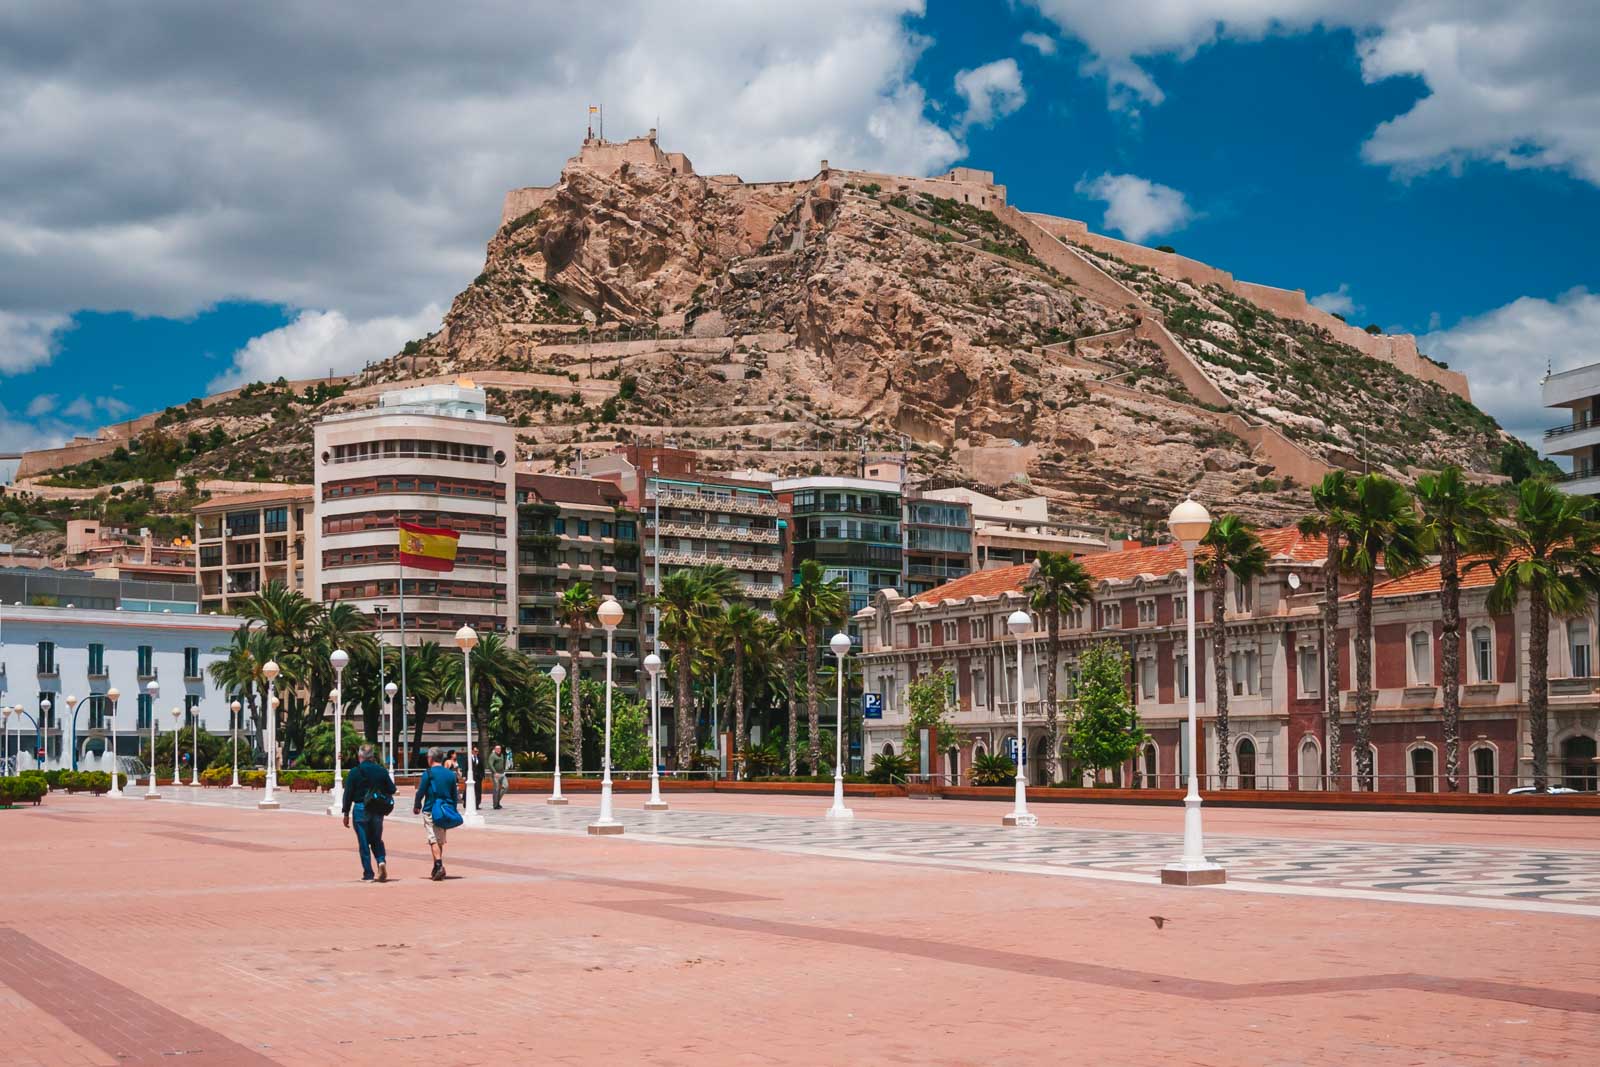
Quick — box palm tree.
[1029,551,1093,783]
[444,632,528,760]
[1416,466,1503,791]
[234,581,322,751]
[405,641,448,760]
[306,601,377,741]
[557,582,598,773]
[1344,473,1426,790]
[654,565,738,767]
[208,626,264,740]
[1200,515,1269,786]
[721,602,764,777]
[776,559,847,774]
[1487,478,1600,792]
[1298,471,1355,788]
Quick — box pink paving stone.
[0,793,1597,1066]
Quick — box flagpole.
[399,568,409,776]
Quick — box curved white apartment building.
[310,383,518,647]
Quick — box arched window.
[1298,736,1322,790]
[1355,744,1377,792]
[1562,735,1598,791]
[881,742,896,757]
[1471,626,1494,682]
[1141,743,1158,788]
[1236,737,1256,789]
[1470,744,1497,794]
[1409,745,1436,792]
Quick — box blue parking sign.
[863,693,883,719]
[1008,737,1027,765]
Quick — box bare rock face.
[386,149,1512,528]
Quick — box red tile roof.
[909,525,1327,604]
[516,472,626,508]
[1357,552,1506,600]
[194,486,315,511]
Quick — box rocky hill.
[10,133,1537,539]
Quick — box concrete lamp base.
[643,800,670,811]
[545,796,569,806]
[824,807,854,821]
[1160,863,1227,886]
[586,822,625,836]
[257,800,280,811]
[142,793,162,801]
[1001,813,1037,827]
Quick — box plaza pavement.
[2,788,1598,1065]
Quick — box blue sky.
[3,0,1597,453]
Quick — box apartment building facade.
[514,472,643,692]
[773,475,902,616]
[193,487,314,613]
[310,382,518,643]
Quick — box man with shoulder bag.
[342,744,397,882]
[414,747,464,881]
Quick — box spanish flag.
[398,521,459,572]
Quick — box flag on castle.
[397,521,459,572]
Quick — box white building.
[310,381,519,644]
[0,603,244,772]
[1542,361,1600,495]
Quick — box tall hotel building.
[310,382,518,643]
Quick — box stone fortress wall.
[1023,213,1470,400]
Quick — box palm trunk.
[1323,526,1343,790]
[568,630,584,774]
[786,679,799,776]
[734,645,747,779]
[805,620,820,774]
[1529,587,1550,792]
[410,697,430,755]
[1439,533,1462,791]
[675,637,693,768]
[1212,561,1230,787]
[1045,611,1061,783]
[1354,577,1375,790]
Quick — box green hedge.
[0,777,47,806]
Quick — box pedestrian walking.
[488,744,510,809]
[444,749,462,802]
[341,744,396,882]
[469,744,485,808]
[414,746,463,881]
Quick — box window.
[1230,650,1258,696]
[1236,737,1256,789]
[971,617,987,641]
[1099,602,1120,629]
[972,668,986,706]
[137,693,153,729]
[1471,745,1496,794]
[941,620,958,644]
[1409,631,1432,684]
[1175,652,1188,698]
[87,694,109,729]
[185,694,201,726]
[1232,578,1253,614]
[1137,598,1156,625]
[37,641,55,674]
[879,610,893,648]
[1570,620,1592,678]
[1410,746,1436,793]
[137,645,154,677]
[1298,737,1322,790]
[916,623,932,646]
[1067,607,1085,629]
[1139,658,1156,700]
[88,643,105,676]
[1298,646,1320,695]
[1172,594,1187,620]
[1472,626,1494,682]
[183,647,201,679]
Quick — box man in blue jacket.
[414,747,459,881]
[341,744,396,882]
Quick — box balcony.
[739,583,783,600]
[1555,470,1600,497]
[646,548,785,572]
[647,488,779,516]
[653,519,780,544]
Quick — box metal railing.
[647,489,779,516]
[1115,771,1596,794]
[655,520,780,544]
[1544,414,1597,440]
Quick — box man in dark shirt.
[341,744,396,882]
[469,744,485,808]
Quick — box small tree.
[1065,643,1147,784]
[901,668,957,766]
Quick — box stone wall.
[500,185,557,227]
[837,167,1007,209]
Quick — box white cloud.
[209,305,445,392]
[1074,172,1194,242]
[1023,1,1600,185]
[1310,283,1361,317]
[0,311,71,375]
[1421,287,1600,444]
[1020,31,1057,56]
[24,394,58,417]
[0,0,967,375]
[953,58,1027,130]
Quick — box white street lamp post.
[327,649,349,815]
[454,627,484,827]
[1161,496,1227,886]
[825,633,854,820]
[229,700,242,788]
[106,688,121,795]
[548,664,568,805]
[260,661,280,810]
[63,695,78,772]
[643,653,667,811]
[1003,610,1036,827]
[143,681,161,799]
[39,698,52,771]
[587,598,625,835]
[384,681,398,771]
[2,707,11,777]
[169,707,182,787]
